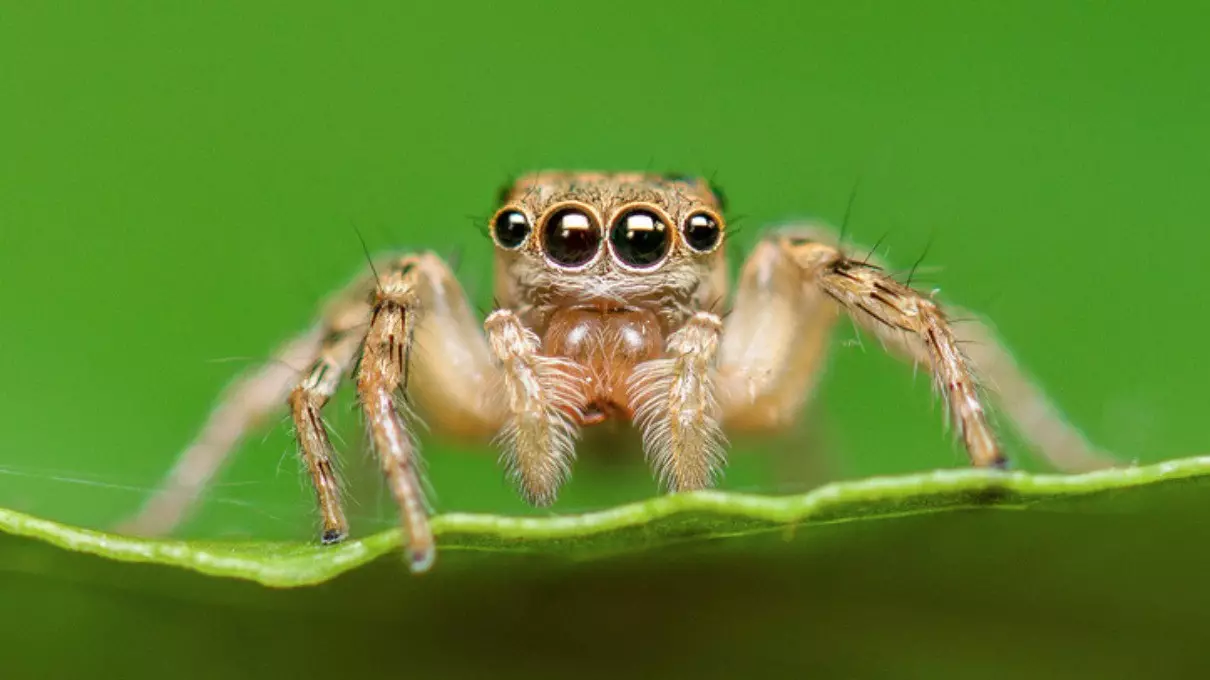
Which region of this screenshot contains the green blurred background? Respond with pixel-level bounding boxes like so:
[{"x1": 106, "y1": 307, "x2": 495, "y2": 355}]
[{"x1": 2, "y1": 1, "x2": 1209, "y2": 677}]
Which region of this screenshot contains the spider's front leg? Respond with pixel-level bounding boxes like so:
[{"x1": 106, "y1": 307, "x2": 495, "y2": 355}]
[
  {"x1": 355, "y1": 253, "x2": 508, "y2": 571},
  {"x1": 707, "y1": 227, "x2": 1003, "y2": 467},
  {"x1": 715, "y1": 226, "x2": 1113, "y2": 472},
  {"x1": 782, "y1": 231, "x2": 1006, "y2": 467},
  {"x1": 353, "y1": 253, "x2": 590, "y2": 569}
]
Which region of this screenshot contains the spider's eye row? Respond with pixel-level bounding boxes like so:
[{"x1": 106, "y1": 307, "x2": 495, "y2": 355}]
[
  {"x1": 492, "y1": 209, "x2": 531, "y2": 249},
  {"x1": 542, "y1": 207, "x2": 600, "y2": 267},
  {"x1": 683, "y1": 211, "x2": 722, "y2": 252},
  {"x1": 610, "y1": 209, "x2": 670, "y2": 268}
]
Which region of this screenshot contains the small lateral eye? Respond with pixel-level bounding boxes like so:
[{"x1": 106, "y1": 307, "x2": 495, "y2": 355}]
[
  {"x1": 610, "y1": 209, "x2": 670, "y2": 268},
  {"x1": 683, "y1": 211, "x2": 722, "y2": 252},
  {"x1": 542, "y1": 207, "x2": 601, "y2": 267},
  {"x1": 493, "y1": 209, "x2": 531, "y2": 249}
]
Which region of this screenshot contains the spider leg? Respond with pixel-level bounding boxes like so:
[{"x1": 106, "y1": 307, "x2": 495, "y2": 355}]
[
  {"x1": 120, "y1": 288, "x2": 368, "y2": 538},
  {"x1": 948, "y1": 310, "x2": 1115, "y2": 471},
  {"x1": 625, "y1": 227, "x2": 840, "y2": 492},
  {"x1": 716, "y1": 225, "x2": 1005, "y2": 468},
  {"x1": 714, "y1": 227, "x2": 842, "y2": 431},
  {"x1": 357, "y1": 253, "x2": 506, "y2": 572},
  {"x1": 127, "y1": 251, "x2": 509, "y2": 573},
  {"x1": 720, "y1": 225, "x2": 1114, "y2": 471},
  {"x1": 287, "y1": 311, "x2": 370, "y2": 543}
]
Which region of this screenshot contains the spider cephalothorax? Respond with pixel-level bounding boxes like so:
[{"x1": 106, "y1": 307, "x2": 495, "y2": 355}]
[
  {"x1": 128, "y1": 170, "x2": 1113, "y2": 572},
  {"x1": 488, "y1": 173, "x2": 730, "y2": 429},
  {"x1": 490, "y1": 172, "x2": 729, "y2": 328}
]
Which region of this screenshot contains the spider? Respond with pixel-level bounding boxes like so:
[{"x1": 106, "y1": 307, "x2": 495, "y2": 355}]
[{"x1": 125, "y1": 171, "x2": 1111, "y2": 572}]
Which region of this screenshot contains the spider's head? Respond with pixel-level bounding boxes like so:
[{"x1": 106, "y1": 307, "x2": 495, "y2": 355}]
[{"x1": 489, "y1": 171, "x2": 729, "y2": 318}]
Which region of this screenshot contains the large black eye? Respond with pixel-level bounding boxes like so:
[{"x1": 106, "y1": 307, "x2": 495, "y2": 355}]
[
  {"x1": 610, "y1": 209, "x2": 670, "y2": 268},
  {"x1": 683, "y1": 211, "x2": 722, "y2": 252},
  {"x1": 542, "y1": 207, "x2": 600, "y2": 267},
  {"x1": 493, "y1": 209, "x2": 530, "y2": 249}
]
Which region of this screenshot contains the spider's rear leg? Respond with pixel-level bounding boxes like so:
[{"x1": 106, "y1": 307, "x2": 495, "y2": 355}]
[
  {"x1": 121, "y1": 282, "x2": 372, "y2": 538},
  {"x1": 938, "y1": 308, "x2": 1115, "y2": 472}
]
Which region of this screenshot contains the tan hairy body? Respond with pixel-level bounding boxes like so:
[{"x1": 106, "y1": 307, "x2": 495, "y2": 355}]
[{"x1": 125, "y1": 171, "x2": 1114, "y2": 571}]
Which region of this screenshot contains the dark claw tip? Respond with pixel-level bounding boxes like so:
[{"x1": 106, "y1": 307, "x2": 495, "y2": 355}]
[
  {"x1": 407, "y1": 547, "x2": 436, "y2": 574},
  {"x1": 321, "y1": 528, "x2": 347, "y2": 545}
]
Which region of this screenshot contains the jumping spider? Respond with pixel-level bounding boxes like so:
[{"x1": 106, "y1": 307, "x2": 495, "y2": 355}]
[{"x1": 126, "y1": 171, "x2": 1110, "y2": 571}]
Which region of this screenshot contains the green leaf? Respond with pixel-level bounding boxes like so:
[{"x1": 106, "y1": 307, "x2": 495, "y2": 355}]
[
  {"x1": 6, "y1": 459, "x2": 1210, "y2": 678},
  {"x1": 5, "y1": 456, "x2": 1208, "y2": 587}
]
